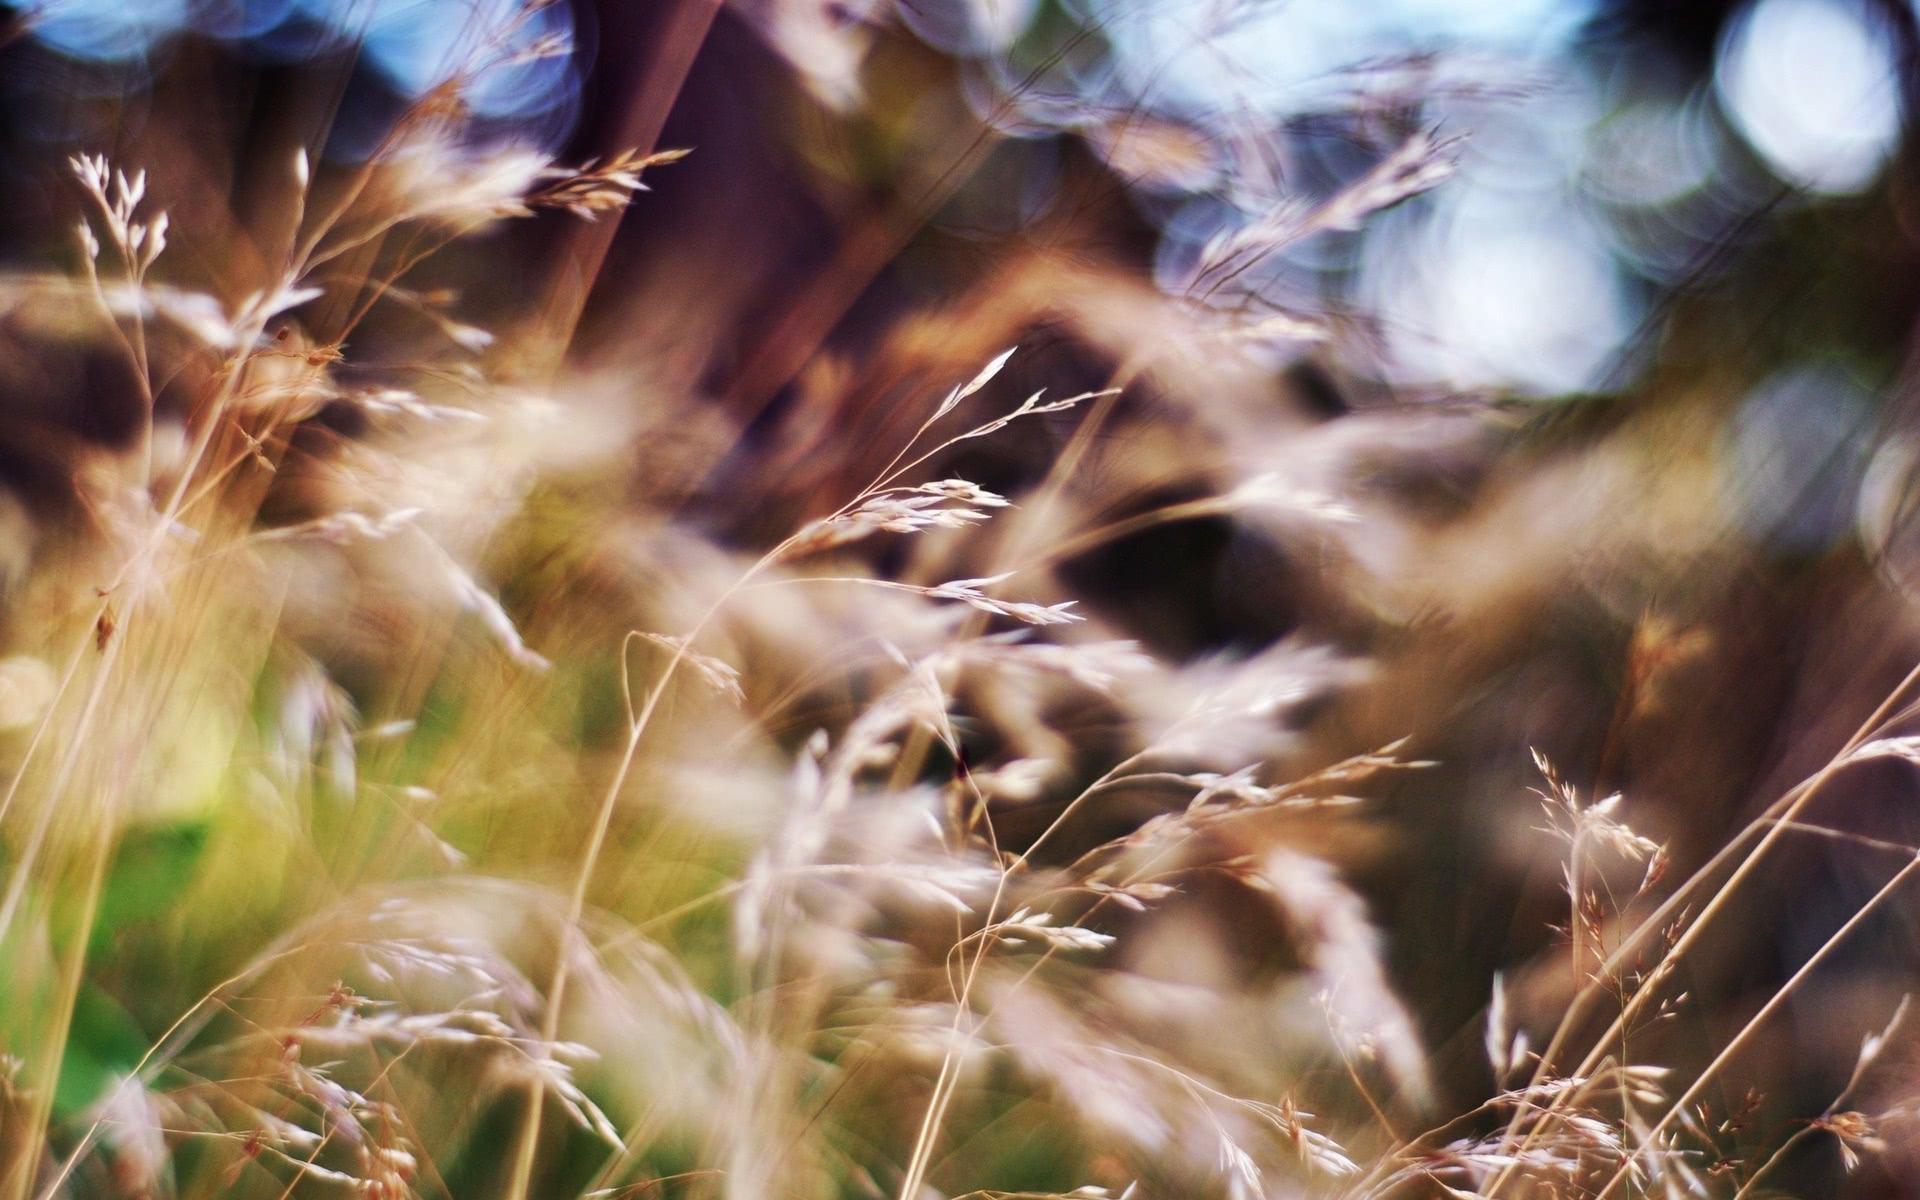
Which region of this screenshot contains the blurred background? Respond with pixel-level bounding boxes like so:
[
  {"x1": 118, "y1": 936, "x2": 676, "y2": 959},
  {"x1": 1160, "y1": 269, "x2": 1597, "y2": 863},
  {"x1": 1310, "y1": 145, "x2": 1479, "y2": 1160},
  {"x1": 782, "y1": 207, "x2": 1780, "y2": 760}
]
[{"x1": 0, "y1": 0, "x2": 1916, "y2": 394}]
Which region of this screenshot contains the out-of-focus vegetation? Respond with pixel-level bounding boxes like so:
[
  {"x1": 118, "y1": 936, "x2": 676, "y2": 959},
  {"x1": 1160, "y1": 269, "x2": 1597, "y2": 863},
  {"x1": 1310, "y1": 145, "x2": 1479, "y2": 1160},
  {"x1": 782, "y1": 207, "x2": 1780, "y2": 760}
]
[{"x1": 0, "y1": 1, "x2": 1918, "y2": 1198}]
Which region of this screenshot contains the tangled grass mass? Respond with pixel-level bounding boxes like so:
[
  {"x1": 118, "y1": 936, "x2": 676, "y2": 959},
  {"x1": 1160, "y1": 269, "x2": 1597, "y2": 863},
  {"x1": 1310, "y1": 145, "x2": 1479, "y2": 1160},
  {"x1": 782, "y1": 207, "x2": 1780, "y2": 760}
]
[{"x1": 1, "y1": 1, "x2": 1919, "y2": 1198}]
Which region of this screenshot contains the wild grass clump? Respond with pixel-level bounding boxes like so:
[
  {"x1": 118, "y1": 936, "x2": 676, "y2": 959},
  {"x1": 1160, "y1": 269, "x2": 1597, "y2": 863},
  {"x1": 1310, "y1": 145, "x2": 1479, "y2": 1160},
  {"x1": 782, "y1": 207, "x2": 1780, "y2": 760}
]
[{"x1": 0, "y1": 4, "x2": 1917, "y2": 1200}]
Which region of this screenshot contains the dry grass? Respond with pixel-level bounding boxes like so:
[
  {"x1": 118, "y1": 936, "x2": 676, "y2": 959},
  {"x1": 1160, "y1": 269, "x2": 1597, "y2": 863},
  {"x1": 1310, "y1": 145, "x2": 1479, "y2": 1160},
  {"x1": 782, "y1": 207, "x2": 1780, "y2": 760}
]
[{"x1": 0, "y1": 3, "x2": 1917, "y2": 1200}]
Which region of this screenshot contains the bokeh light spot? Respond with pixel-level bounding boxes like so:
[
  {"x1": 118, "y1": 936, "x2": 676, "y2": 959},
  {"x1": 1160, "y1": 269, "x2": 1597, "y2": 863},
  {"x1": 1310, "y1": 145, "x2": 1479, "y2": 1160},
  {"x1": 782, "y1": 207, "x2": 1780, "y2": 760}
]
[{"x1": 1713, "y1": 0, "x2": 1903, "y2": 195}]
